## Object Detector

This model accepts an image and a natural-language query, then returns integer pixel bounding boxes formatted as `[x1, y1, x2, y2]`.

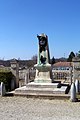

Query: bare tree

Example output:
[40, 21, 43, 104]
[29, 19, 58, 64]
[31, 54, 37, 61]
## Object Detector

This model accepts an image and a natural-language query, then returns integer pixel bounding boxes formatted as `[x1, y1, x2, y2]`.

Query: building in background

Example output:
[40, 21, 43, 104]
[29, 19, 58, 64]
[52, 62, 73, 84]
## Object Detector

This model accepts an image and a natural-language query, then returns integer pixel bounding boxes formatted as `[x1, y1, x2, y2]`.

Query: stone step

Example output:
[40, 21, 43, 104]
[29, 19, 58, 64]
[15, 86, 68, 95]
[14, 92, 70, 100]
[14, 85, 70, 100]
[26, 82, 60, 88]
[53, 86, 68, 94]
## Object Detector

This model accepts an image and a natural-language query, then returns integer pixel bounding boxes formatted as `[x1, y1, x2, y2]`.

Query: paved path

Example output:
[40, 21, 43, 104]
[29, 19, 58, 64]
[0, 96, 80, 120]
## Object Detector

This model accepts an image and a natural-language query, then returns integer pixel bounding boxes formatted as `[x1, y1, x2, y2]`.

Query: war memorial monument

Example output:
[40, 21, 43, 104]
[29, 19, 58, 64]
[14, 34, 71, 99]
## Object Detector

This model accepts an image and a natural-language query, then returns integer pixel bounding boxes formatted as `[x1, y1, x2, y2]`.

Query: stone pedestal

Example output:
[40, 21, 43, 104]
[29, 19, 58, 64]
[34, 64, 51, 83]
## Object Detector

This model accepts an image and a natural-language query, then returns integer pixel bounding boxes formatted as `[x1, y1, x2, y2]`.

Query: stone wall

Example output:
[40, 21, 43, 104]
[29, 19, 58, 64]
[73, 57, 80, 81]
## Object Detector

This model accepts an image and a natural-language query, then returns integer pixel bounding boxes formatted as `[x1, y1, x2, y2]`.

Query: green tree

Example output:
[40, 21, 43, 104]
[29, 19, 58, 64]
[51, 56, 55, 64]
[0, 72, 14, 91]
[67, 51, 75, 62]
[77, 51, 80, 58]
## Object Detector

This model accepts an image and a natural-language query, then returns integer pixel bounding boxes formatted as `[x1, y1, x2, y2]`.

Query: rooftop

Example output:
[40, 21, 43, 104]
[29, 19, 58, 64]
[53, 62, 72, 67]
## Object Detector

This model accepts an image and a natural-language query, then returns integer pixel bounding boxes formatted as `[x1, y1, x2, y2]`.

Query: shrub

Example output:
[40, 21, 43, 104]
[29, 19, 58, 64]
[0, 72, 14, 91]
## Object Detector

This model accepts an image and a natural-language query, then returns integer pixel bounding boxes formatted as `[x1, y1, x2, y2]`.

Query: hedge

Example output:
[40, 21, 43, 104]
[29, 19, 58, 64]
[0, 72, 14, 91]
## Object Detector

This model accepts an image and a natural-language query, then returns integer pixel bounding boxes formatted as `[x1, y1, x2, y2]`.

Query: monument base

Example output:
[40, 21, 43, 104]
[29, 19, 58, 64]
[14, 82, 70, 99]
[34, 64, 52, 83]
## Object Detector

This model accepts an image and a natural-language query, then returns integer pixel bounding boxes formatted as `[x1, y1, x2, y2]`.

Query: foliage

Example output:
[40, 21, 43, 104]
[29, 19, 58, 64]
[31, 54, 37, 61]
[0, 60, 10, 67]
[27, 60, 37, 67]
[76, 51, 80, 58]
[51, 56, 55, 64]
[67, 51, 75, 62]
[0, 72, 14, 91]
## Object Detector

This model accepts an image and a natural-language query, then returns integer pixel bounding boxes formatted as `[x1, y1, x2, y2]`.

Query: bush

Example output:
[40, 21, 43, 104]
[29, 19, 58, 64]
[0, 72, 14, 91]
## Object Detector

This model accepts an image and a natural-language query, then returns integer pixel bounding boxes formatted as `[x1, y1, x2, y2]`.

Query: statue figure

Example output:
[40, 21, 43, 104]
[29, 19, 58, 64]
[37, 33, 50, 65]
[34, 33, 52, 83]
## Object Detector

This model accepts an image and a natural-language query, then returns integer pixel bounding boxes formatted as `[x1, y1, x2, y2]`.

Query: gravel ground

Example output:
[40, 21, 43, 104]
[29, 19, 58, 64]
[0, 96, 80, 120]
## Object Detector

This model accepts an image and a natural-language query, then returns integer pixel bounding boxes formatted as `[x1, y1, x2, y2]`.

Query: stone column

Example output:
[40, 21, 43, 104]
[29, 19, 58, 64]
[72, 57, 80, 82]
[10, 59, 19, 88]
[16, 61, 19, 88]
[25, 70, 29, 85]
[70, 66, 73, 85]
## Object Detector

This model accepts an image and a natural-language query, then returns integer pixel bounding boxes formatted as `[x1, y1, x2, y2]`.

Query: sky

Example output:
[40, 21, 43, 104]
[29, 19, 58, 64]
[0, 0, 80, 60]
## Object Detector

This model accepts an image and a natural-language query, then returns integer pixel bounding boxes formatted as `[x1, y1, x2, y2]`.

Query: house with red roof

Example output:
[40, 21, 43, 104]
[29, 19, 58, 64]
[52, 62, 73, 84]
